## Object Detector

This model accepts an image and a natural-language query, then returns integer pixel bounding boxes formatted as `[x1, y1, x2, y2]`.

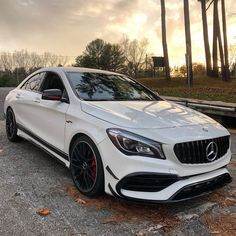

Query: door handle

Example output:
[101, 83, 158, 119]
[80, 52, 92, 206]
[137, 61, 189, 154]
[33, 98, 40, 103]
[16, 93, 22, 99]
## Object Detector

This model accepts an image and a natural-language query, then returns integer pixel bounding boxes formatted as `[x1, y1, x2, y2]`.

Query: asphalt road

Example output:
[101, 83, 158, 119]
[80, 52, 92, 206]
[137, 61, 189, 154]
[0, 87, 13, 120]
[0, 87, 235, 235]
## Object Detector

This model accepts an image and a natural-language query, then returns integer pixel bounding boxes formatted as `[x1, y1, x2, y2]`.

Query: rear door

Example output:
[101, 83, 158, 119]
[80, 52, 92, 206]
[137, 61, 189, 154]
[14, 72, 45, 130]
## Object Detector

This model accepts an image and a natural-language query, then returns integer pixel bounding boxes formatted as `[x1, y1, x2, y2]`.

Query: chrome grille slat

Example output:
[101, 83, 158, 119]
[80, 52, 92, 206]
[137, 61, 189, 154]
[219, 137, 222, 156]
[191, 142, 195, 163]
[174, 136, 230, 164]
[195, 141, 200, 163]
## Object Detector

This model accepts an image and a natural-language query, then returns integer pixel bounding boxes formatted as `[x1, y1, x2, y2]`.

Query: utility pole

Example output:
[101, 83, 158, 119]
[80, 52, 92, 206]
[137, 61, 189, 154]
[183, 0, 193, 87]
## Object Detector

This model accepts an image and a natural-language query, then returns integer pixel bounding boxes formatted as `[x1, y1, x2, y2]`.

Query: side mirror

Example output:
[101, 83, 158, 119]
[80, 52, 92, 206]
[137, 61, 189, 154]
[42, 89, 62, 101]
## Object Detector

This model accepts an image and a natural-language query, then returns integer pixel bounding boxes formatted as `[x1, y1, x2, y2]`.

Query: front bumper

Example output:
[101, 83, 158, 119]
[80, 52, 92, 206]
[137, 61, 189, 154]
[113, 168, 232, 202]
[99, 137, 232, 202]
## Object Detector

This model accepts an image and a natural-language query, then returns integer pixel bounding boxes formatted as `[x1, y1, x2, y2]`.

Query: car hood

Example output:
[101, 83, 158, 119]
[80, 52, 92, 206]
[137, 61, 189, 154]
[81, 100, 216, 129]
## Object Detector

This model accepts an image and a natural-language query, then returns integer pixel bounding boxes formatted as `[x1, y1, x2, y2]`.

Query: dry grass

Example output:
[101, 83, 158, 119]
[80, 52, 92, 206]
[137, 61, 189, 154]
[136, 76, 236, 103]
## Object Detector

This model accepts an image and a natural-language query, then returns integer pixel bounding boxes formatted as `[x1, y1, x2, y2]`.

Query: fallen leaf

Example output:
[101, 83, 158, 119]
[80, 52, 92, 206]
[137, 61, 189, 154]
[148, 224, 164, 231]
[75, 198, 86, 204]
[136, 229, 148, 236]
[36, 208, 50, 216]
[14, 192, 20, 197]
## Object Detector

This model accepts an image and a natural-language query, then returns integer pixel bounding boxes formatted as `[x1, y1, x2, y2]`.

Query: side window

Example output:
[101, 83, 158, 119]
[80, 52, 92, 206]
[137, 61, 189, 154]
[41, 72, 65, 92]
[21, 73, 45, 92]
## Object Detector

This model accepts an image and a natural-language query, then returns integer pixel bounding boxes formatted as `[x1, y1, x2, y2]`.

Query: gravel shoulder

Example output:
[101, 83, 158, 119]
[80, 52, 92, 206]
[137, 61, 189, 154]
[0, 87, 14, 120]
[0, 123, 235, 235]
[0, 87, 235, 235]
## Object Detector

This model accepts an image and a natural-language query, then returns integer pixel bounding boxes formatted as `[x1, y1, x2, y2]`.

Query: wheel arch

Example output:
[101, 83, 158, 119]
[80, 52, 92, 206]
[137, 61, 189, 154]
[5, 106, 13, 119]
[6, 106, 13, 112]
[68, 128, 106, 159]
[69, 132, 92, 159]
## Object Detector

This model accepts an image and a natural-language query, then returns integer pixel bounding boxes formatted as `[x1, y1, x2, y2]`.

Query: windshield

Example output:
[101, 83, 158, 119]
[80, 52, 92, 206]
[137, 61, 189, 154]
[66, 72, 160, 101]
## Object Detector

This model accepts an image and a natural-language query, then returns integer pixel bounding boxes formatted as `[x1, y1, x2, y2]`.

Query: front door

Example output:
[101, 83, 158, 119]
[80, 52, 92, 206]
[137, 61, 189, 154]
[32, 72, 70, 153]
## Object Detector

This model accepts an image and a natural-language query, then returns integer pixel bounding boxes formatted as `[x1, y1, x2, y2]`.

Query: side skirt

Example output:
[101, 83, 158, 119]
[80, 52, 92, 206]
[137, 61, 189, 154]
[17, 123, 70, 168]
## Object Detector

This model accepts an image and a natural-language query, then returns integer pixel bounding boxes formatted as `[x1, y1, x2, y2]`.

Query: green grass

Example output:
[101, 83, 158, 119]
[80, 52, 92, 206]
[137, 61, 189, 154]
[136, 76, 236, 103]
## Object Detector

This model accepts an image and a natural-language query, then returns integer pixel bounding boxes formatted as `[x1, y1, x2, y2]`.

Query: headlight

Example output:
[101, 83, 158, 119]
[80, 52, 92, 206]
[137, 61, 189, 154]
[106, 128, 165, 159]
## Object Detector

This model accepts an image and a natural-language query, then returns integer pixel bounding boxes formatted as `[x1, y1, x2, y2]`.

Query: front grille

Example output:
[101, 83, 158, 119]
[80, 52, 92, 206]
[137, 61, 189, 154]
[118, 174, 179, 192]
[174, 136, 230, 164]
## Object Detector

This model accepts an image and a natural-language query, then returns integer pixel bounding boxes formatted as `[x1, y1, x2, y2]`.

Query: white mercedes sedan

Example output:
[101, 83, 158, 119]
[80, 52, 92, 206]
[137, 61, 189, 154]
[4, 67, 232, 202]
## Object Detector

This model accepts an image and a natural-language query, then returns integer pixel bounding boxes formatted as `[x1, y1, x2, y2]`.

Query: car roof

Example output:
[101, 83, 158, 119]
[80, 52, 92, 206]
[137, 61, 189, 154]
[40, 67, 122, 75]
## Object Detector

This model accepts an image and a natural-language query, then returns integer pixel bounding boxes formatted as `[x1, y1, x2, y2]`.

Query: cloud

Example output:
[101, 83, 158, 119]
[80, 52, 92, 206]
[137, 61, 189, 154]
[0, 0, 235, 66]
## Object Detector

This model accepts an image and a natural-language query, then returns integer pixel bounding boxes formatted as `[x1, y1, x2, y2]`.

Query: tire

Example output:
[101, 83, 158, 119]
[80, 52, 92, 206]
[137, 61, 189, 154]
[6, 108, 20, 142]
[70, 135, 104, 197]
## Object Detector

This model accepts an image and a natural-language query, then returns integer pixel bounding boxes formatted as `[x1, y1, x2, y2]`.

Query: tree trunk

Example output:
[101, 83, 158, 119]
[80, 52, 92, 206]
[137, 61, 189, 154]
[212, 0, 219, 77]
[160, 0, 171, 80]
[216, 4, 225, 77]
[221, 0, 230, 80]
[199, 0, 212, 76]
[183, 0, 193, 87]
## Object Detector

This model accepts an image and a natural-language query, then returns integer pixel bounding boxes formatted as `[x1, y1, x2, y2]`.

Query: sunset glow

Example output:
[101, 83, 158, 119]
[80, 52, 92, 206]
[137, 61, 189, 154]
[0, 0, 235, 67]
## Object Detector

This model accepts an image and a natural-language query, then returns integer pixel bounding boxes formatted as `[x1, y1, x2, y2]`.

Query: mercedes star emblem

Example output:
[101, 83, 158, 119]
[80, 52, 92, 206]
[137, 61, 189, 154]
[206, 141, 218, 162]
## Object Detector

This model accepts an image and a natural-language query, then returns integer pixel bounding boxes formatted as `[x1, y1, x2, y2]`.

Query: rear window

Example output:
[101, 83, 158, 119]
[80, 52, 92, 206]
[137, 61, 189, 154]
[21, 73, 44, 92]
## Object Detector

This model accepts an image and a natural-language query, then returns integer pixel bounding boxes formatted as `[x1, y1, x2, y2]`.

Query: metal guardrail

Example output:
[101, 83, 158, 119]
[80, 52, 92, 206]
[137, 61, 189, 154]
[162, 96, 236, 118]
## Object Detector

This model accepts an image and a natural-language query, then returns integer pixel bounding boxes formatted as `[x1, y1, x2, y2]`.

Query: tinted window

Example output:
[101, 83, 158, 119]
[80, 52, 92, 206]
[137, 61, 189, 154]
[67, 72, 158, 101]
[41, 72, 65, 92]
[21, 73, 44, 92]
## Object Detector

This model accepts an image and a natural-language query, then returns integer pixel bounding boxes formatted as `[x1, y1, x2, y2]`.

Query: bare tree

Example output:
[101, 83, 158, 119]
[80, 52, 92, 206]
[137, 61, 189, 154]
[160, 0, 171, 80]
[48, 54, 59, 67]
[0, 50, 68, 76]
[0, 52, 14, 72]
[58, 56, 68, 67]
[212, 0, 225, 77]
[216, 1, 225, 77]
[229, 41, 236, 68]
[121, 37, 149, 78]
[13, 50, 31, 72]
[30, 53, 43, 69]
[198, 0, 212, 76]
[40, 52, 68, 67]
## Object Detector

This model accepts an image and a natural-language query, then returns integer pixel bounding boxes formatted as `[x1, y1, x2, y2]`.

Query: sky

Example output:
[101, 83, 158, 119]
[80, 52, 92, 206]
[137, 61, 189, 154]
[0, 0, 235, 67]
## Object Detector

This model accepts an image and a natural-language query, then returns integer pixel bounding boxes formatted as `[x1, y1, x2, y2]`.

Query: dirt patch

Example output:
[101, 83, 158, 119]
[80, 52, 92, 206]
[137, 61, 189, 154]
[204, 213, 236, 236]
[65, 185, 180, 231]
[206, 183, 236, 208]
[229, 159, 236, 168]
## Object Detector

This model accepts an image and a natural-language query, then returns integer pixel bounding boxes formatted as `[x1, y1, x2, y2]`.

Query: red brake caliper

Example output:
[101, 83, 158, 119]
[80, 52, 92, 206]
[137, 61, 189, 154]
[91, 158, 97, 179]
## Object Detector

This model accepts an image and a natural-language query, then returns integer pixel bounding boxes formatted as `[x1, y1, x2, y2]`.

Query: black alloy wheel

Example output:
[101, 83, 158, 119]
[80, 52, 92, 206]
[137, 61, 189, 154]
[6, 108, 20, 142]
[70, 136, 104, 197]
